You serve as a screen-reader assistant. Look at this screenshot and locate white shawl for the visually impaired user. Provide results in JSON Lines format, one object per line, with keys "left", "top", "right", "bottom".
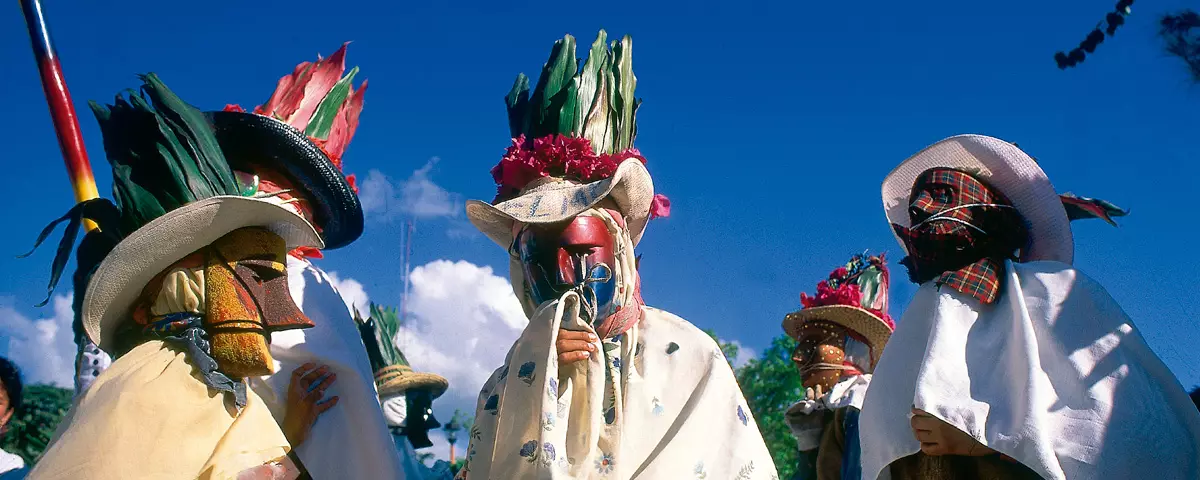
{"left": 461, "top": 292, "right": 777, "bottom": 479}
{"left": 860, "top": 260, "right": 1200, "bottom": 480}
{"left": 249, "top": 257, "right": 404, "bottom": 480}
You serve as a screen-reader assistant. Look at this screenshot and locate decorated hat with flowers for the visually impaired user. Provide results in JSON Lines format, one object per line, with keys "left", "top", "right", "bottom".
{"left": 211, "top": 43, "right": 366, "bottom": 250}
{"left": 465, "top": 30, "right": 670, "bottom": 249}
{"left": 782, "top": 253, "right": 896, "bottom": 366}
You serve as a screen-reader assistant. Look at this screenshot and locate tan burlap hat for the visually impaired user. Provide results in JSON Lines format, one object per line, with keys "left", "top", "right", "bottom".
{"left": 375, "top": 364, "right": 449, "bottom": 398}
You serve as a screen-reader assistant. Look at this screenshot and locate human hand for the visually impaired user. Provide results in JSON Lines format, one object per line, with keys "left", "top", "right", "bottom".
{"left": 803, "top": 384, "right": 825, "bottom": 401}
{"left": 910, "top": 408, "right": 995, "bottom": 457}
{"left": 556, "top": 329, "right": 598, "bottom": 365}
{"left": 282, "top": 363, "right": 339, "bottom": 447}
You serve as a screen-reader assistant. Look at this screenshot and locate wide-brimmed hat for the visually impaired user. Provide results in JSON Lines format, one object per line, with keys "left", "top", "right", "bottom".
{"left": 467, "top": 31, "right": 669, "bottom": 250}
{"left": 782, "top": 254, "right": 895, "bottom": 367}
{"left": 375, "top": 364, "right": 449, "bottom": 399}
{"left": 83, "top": 196, "right": 322, "bottom": 350}
{"left": 881, "top": 134, "right": 1073, "bottom": 264}
{"left": 467, "top": 158, "right": 654, "bottom": 249}
{"left": 216, "top": 43, "right": 367, "bottom": 250}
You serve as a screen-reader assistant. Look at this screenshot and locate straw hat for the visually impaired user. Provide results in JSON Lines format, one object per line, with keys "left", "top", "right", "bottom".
{"left": 82, "top": 196, "right": 322, "bottom": 350}
{"left": 881, "top": 134, "right": 1073, "bottom": 264}
{"left": 375, "top": 364, "right": 449, "bottom": 399}
{"left": 782, "top": 254, "right": 895, "bottom": 367}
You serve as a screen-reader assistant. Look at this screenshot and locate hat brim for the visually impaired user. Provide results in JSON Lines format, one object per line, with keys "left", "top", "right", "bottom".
{"left": 881, "top": 134, "right": 1072, "bottom": 264}
{"left": 466, "top": 159, "right": 654, "bottom": 249}
{"left": 83, "top": 196, "right": 323, "bottom": 351}
{"left": 378, "top": 371, "right": 450, "bottom": 399}
{"left": 782, "top": 305, "right": 893, "bottom": 367}
{"left": 207, "top": 111, "right": 364, "bottom": 250}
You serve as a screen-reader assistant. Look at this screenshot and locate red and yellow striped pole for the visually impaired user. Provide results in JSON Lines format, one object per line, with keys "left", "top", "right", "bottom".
{"left": 20, "top": 0, "right": 100, "bottom": 231}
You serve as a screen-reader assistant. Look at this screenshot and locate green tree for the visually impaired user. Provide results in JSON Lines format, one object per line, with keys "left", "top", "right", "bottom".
{"left": 1, "top": 384, "right": 73, "bottom": 465}
{"left": 735, "top": 334, "right": 803, "bottom": 479}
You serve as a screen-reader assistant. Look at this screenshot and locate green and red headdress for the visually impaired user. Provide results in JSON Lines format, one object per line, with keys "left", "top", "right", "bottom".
{"left": 214, "top": 43, "right": 367, "bottom": 250}
{"left": 783, "top": 253, "right": 896, "bottom": 366}
{"left": 467, "top": 31, "right": 670, "bottom": 250}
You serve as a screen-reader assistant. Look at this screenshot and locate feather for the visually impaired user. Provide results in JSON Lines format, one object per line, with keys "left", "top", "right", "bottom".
{"left": 1060, "top": 193, "right": 1129, "bottom": 226}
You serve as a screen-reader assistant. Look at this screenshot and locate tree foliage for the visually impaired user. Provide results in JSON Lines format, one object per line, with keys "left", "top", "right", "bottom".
{"left": 1160, "top": 10, "right": 1200, "bottom": 82}
{"left": 1, "top": 384, "right": 73, "bottom": 465}
{"left": 735, "top": 334, "right": 803, "bottom": 479}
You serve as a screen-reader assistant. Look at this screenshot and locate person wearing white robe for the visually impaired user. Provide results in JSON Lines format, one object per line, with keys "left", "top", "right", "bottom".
{"left": 859, "top": 134, "right": 1200, "bottom": 480}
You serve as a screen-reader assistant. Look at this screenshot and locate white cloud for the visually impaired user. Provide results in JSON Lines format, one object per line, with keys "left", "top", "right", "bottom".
{"left": 358, "top": 159, "right": 461, "bottom": 221}
{"left": 325, "top": 271, "right": 371, "bottom": 318}
{"left": 0, "top": 293, "right": 76, "bottom": 387}
{"left": 728, "top": 340, "right": 758, "bottom": 368}
{"left": 389, "top": 260, "right": 527, "bottom": 457}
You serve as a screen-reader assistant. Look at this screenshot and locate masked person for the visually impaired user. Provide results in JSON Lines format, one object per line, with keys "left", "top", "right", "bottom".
{"left": 355, "top": 304, "right": 453, "bottom": 480}
{"left": 781, "top": 254, "right": 894, "bottom": 480}
{"left": 859, "top": 135, "right": 1200, "bottom": 480}
{"left": 0, "top": 357, "right": 26, "bottom": 480}
{"left": 217, "top": 45, "right": 408, "bottom": 480}
{"left": 23, "top": 75, "right": 340, "bottom": 480}
{"left": 458, "top": 31, "right": 776, "bottom": 480}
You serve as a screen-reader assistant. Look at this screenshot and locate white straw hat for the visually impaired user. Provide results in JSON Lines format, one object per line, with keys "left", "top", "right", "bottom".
{"left": 82, "top": 196, "right": 322, "bottom": 350}
{"left": 881, "top": 134, "right": 1073, "bottom": 264}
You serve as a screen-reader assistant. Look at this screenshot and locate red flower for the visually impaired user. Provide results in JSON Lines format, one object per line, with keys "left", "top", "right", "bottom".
{"left": 223, "top": 104, "right": 246, "bottom": 113}
{"left": 830, "top": 267, "right": 849, "bottom": 281}
{"left": 345, "top": 173, "right": 358, "bottom": 195}
{"left": 800, "top": 279, "right": 863, "bottom": 309}
{"left": 490, "top": 134, "right": 656, "bottom": 204}
{"left": 649, "top": 194, "right": 671, "bottom": 219}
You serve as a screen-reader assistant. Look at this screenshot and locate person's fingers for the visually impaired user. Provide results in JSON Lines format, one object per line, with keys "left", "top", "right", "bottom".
{"left": 316, "top": 395, "right": 340, "bottom": 414}
{"left": 920, "top": 442, "right": 945, "bottom": 456}
{"left": 558, "top": 330, "right": 598, "bottom": 343}
{"left": 305, "top": 373, "right": 337, "bottom": 401}
{"left": 557, "top": 339, "right": 596, "bottom": 354}
{"left": 814, "top": 384, "right": 824, "bottom": 397}
{"left": 804, "top": 387, "right": 814, "bottom": 400}
{"left": 558, "top": 350, "right": 591, "bottom": 364}
{"left": 301, "top": 365, "right": 330, "bottom": 385}
{"left": 292, "top": 362, "right": 317, "bottom": 380}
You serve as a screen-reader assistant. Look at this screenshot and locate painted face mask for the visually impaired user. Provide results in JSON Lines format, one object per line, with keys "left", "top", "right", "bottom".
{"left": 514, "top": 214, "right": 620, "bottom": 326}
{"left": 204, "top": 227, "right": 314, "bottom": 378}
{"left": 404, "top": 389, "right": 441, "bottom": 449}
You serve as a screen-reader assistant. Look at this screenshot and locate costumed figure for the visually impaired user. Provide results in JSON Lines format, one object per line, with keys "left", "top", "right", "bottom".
{"left": 222, "top": 45, "right": 409, "bottom": 480}
{"left": 859, "top": 135, "right": 1200, "bottom": 479}
{"left": 781, "top": 254, "right": 894, "bottom": 480}
{"left": 355, "top": 304, "right": 454, "bottom": 480}
{"left": 458, "top": 31, "right": 777, "bottom": 479}
{"left": 0, "top": 357, "right": 26, "bottom": 479}
{"left": 23, "top": 75, "right": 340, "bottom": 479}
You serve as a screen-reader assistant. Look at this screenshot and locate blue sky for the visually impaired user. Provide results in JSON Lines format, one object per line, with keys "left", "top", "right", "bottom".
{"left": 1, "top": 0, "right": 1198, "bottom": 444}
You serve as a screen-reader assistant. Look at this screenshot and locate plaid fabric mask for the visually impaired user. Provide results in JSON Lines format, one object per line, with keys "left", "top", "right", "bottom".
{"left": 892, "top": 169, "right": 1028, "bottom": 304}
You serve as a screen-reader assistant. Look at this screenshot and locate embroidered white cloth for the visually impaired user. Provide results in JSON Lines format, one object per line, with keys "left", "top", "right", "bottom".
{"left": 860, "top": 260, "right": 1200, "bottom": 480}
{"left": 461, "top": 291, "right": 777, "bottom": 479}
{"left": 786, "top": 374, "right": 873, "bottom": 451}
{"left": 0, "top": 449, "right": 24, "bottom": 476}
{"left": 249, "top": 257, "right": 403, "bottom": 480}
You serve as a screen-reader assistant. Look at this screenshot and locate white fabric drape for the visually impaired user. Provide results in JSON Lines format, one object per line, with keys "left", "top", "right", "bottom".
{"left": 248, "top": 257, "right": 404, "bottom": 479}
{"left": 860, "top": 260, "right": 1200, "bottom": 480}
{"left": 461, "top": 293, "right": 778, "bottom": 479}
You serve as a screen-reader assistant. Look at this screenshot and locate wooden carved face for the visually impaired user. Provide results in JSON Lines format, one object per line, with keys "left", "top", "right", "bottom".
{"left": 791, "top": 320, "right": 848, "bottom": 392}
{"left": 204, "top": 227, "right": 314, "bottom": 377}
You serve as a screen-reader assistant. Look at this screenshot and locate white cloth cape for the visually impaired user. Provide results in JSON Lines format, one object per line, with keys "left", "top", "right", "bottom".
{"left": 249, "top": 256, "right": 405, "bottom": 479}
{"left": 462, "top": 292, "right": 777, "bottom": 479}
{"left": 860, "top": 260, "right": 1200, "bottom": 480}
{"left": 786, "top": 374, "right": 873, "bottom": 452}
{"left": 0, "top": 449, "right": 23, "bottom": 475}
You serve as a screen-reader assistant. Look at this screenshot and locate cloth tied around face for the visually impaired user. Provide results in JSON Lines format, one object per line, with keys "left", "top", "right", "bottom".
{"left": 893, "top": 168, "right": 1029, "bottom": 304}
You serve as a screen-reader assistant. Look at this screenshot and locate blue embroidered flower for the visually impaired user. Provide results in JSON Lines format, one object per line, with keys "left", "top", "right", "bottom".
{"left": 543, "top": 443, "right": 556, "bottom": 461}
{"left": 543, "top": 411, "right": 556, "bottom": 431}
{"left": 737, "top": 405, "right": 749, "bottom": 426}
{"left": 518, "top": 361, "right": 537, "bottom": 385}
{"left": 519, "top": 440, "right": 538, "bottom": 461}
{"left": 651, "top": 397, "right": 664, "bottom": 417}
{"left": 548, "top": 377, "right": 558, "bottom": 398}
{"left": 484, "top": 394, "right": 499, "bottom": 414}
{"left": 611, "top": 357, "right": 622, "bottom": 371}
{"left": 694, "top": 461, "right": 708, "bottom": 479}
{"left": 595, "top": 452, "right": 615, "bottom": 475}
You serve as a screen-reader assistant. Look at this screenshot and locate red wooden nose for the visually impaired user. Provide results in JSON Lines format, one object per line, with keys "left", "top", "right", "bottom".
{"left": 560, "top": 216, "right": 609, "bottom": 249}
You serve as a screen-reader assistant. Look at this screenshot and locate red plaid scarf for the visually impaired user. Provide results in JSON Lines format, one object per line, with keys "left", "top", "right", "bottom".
{"left": 892, "top": 169, "right": 1028, "bottom": 304}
